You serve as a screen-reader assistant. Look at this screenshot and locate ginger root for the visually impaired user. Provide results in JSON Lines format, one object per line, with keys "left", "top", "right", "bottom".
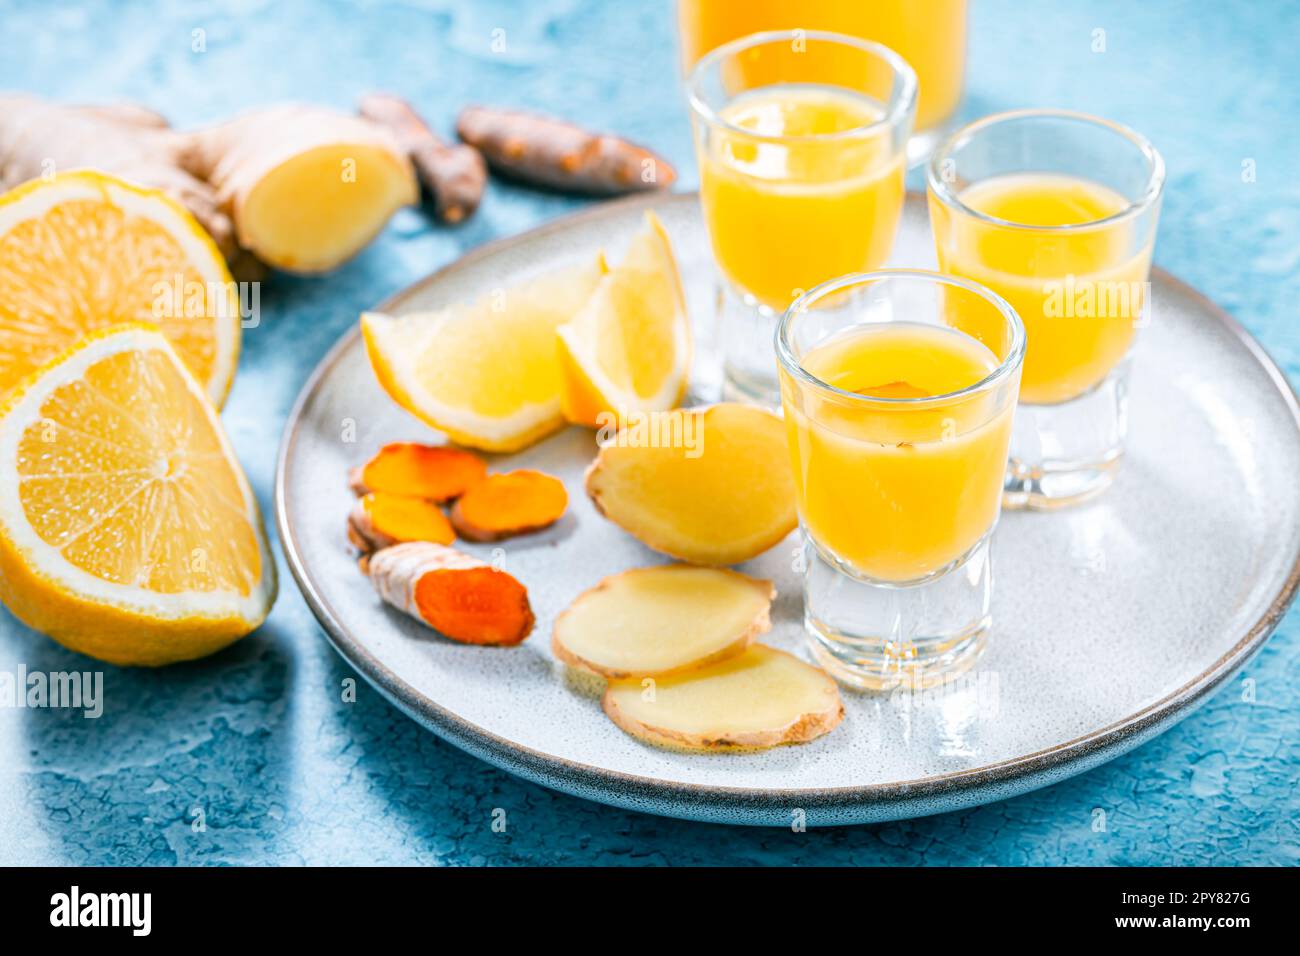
{"left": 349, "top": 442, "right": 487, "bottom": 503}
{"left": 360, "top": 93, "right": 486, "bottom": 224}
{"left": 186, "top": 104, "right": 417, "bottom": 273}
{"left": 348, "top": 491, "right": 455, "bottom": 552}
{"left": 552, "top": 565, "right": 773, "bottom": 679}
{"left": 0, "top": 94, "right": 241, "bottom": 263}
{"left": 450, "top": 470, "right": 568, "bottom": 542}
{"left": 585, "top": 404, "right": 798, "bottom": 565}
{"left": 365, "top": 541, "right": 534, "bottom": 645}
{"left": 456, "top": 106, "right": 676, "bottom": 196}
{"left": 0, "top": 95, "right": 418, "bottom": 275}
{"left": 602, "top": 645, "right": 844, "bottom": 751}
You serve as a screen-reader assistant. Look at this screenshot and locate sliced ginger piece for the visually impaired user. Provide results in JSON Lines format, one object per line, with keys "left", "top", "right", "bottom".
{"left": 603, "top": 644, "right": 844, "bottom": 751}
{"left": 450, "top": 469, "right": 567, "bottom": 542}
{"left": 552, "top": 565, "right": 773, "bottom": 679}
{"left": 349, "top": 442, "right": 486, "bottom": 502}
{"left": 557, "top": 211, "right": 690, "bottom": 427}
{"left": 348, "top": 492, "right": 455, "bottom": 552}
{"left": 362, "top": 256, "right": 606, "bottom": 452}
{"left": 366, "top": 541, "right": 533, "bottom": 645}
{"left": 585, "top": 403, "right": 797, "bottom": 565}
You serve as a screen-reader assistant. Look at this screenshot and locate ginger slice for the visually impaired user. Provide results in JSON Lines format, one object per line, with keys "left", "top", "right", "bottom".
{"left": 348, "top": 492, "right": 455, "bottom": 552}
{"left": 603, "top": 645, "right": 843, "bottom": 751}
{"left": 552, "top": 565, "right": 773, "bottom": 679}
{"left": 450, "top": 470, "right": 568, "bottom": 542}
{"left": 349, "top": 442, "right": 487, "bottom": 502}
{"left": 365, "top": 541, "right": 533, "bottom": 645}
{"left": 585, "top": 403, "right": 798, "bottom": 565}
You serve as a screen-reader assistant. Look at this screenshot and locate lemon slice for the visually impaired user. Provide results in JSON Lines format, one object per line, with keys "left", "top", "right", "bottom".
{"left": 0, "top": 324, "right": 276, "bottom": 666}
{"left": 362, "top": 256, "right": 605, "bottom": 452}
{"left": 0, "top": 169, "right": 240, "bottom": 408}
{"left": 557, "top": 211, "right": 691, "bottom": 427}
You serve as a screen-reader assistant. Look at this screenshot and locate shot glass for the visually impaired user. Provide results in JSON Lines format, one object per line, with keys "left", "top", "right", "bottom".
{"left": 677, "top": 0, "right": 967, "bottom": 165}
{"left": 687, "top": 29, "right": 916, "bottom": 405}
{"left": 776, "top": 270, "right": 1025, "bottom": 690}
{"left": 927, "top": 110, "right": 1165, "bottom": 509}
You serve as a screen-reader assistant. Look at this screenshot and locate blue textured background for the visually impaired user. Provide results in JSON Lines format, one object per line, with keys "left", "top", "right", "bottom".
{"left": 1, "top": 0, "right": 1296, "bottom": 865}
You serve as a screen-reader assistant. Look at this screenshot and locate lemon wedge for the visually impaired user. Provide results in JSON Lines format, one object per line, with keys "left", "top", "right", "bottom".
{"left": 362, "top": 257, "right": 605, "bottom": 452}
{"left": 557, "top": 211, "right": 691, "bottom": 427}
{"left": 0, "top": 324, "right": 275, "bottom": 666}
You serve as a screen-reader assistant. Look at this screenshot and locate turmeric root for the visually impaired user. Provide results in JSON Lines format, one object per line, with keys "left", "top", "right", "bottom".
{"left": 0, "top": 95, "right": 418, "bottom": 275}
{"left": 449, "top": 470, "right": 568, "bottom": 541}
{"left": 359, "top": 93, "right": 486, "bottom": 224}
{"left": 348, "top": 492, "right": 455, "bottom": 552}
{"left": 552, "top": 565, "right": 773, "bottom": 679}
{"left": 456, "top": 106, "right": 676, "bottom": 196}
{"left": 366, "top": 541, "right": 534, "bottom": 645}
{"left": 349, "top": 442, "right": 487, "bottom": 502}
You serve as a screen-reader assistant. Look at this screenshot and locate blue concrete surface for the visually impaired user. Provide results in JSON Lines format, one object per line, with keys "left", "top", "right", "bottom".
{"left": 0, "top": 0, "right": 1296, "bottom": 865}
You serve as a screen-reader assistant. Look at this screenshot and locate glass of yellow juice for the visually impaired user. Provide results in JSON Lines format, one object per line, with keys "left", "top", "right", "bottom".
{"left": 687, "top": 30, "right": 916, "bottom": 404}
{"left": 677, "top": 0, "right": 967, "bottom": 163}
{"left": 777, "top": 270, "right": 1024, "bottom": 690}
{"left": 927, "top": 110, "right": 1165, "bottom": 509}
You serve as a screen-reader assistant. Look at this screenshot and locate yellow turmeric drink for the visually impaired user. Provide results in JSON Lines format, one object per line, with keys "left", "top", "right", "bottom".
{"left": 780, "top": 322, "right": 1014, "bottom": 582}
{"left": 931, "top": 173, "right": 1152, "bottom": 404}
{"left": 700, "top": 85, "right": 905, "bottom": 311}
{"left": 677, "top": 0, "right": 966, "bottom": 132}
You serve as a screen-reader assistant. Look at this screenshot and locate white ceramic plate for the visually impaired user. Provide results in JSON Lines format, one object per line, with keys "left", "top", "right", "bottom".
{"left": 275, "top": 193, "right": 1300, "bottom": 826}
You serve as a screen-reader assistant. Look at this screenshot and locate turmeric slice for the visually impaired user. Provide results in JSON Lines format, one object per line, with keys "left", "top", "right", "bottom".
{"left": 348, "top": 492, "right": 455, "bottom": 552}
{"left": 349, "top": 442, "right": 487, "bottom": 502}
{"left": 366, "top": 541, "right": 534, "bottom": 646}
{"left": 450, "top": 470, "right": 568, "bottom": 542}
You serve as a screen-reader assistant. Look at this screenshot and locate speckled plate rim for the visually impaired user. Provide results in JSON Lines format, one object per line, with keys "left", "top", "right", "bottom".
{"left": 275, "top": 191, "right": 1300, "bottom": 826}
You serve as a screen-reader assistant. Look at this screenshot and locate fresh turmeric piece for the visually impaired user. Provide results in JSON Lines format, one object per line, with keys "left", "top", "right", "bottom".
{"left": 449, "top": 470, "right": 568, "bottom": 541}
{"left": 366, "top": 541, "right": 534, "bottom": 645}
{"left": 349, "top": 442, "right": 487, "bottom": 502}
{"left": 348, "top": 492, "right": 455, "bottom": 552}
{"left": 456, "top": 106, "right": 676, "bottom": 196}
{"left": 359, "top": 93, "right": 487, "bottom": 224}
